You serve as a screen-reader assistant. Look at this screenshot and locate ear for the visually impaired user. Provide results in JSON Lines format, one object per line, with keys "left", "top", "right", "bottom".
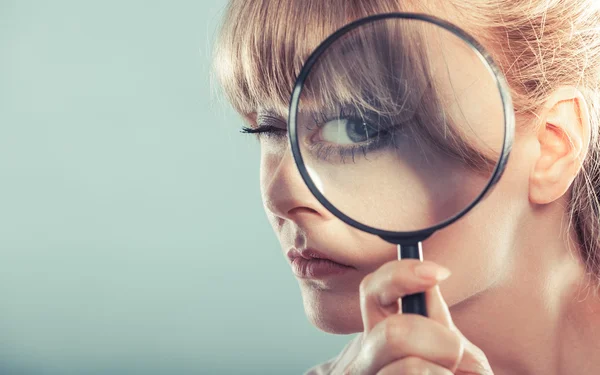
{"left": 530, "top": 87, "right": 591, "bottom": 204}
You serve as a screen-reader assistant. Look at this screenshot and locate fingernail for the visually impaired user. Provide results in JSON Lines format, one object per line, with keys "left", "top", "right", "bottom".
{"left": 414, "top": 262, "right": 451, "bottom": 281}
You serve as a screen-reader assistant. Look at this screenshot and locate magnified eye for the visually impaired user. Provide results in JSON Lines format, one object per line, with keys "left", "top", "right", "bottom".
{"left": 320, "top": 118, "right": 381, "bottom": 144}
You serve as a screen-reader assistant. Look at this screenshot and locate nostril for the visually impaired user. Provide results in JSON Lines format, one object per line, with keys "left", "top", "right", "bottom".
{"left": 288, "top": 207, "right": 320, "bottom": 216}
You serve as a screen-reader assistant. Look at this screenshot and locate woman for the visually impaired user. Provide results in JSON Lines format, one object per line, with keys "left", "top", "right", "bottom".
{"left": 213, "top": 0, "right": 600, "bottom": 374}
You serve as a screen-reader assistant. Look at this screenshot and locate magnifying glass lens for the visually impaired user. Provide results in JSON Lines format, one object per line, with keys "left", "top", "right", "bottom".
{"left": 293, "top": 17, "right": 507, "bottom": 233}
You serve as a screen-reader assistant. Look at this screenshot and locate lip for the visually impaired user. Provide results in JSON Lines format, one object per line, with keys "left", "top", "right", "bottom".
{"left": 287, "top": 248, "right": 355, "bottom": 279}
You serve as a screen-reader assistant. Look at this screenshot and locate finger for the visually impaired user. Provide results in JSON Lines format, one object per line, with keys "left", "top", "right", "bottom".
{"left": 376, "top": 356, "right": 453, "bottom": 375}
{"left": 360, "top": 259, "right": 451, "bottom": 333}
{"left": 453, "top": 334, "right": 494, "bottom": 374}
{"left": 350, "top": 314, "right": 464, "bottom": 374}
{"left": 426, "top": 285, "right": 493, "bottom": 374}
{"left": 425, "top": 284, "right": 454, "bottom": 329}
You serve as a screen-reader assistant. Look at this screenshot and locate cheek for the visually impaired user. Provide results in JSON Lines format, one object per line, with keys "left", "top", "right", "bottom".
{"left": 258, "top": 142, "right": 284, "bottom": 195}
{"left": 422, "top": 137, "right": 534, "bottom": 305}
{"left": 309, "top": 149, "right": 490, "bottom": 232}
{"left": 258, "top": 146, "right": 282, "bottom": 226}
{"left": 258, "top": 150, "right": 270, "bottom": 194}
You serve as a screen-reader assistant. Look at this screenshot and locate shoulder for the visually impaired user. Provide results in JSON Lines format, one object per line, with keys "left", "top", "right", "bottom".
{"left": 303, "top": 334, "right": 362, "bottom": 375}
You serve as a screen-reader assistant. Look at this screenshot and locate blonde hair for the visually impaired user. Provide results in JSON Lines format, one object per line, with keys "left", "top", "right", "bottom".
{"left": 213, "top": 0, "right": 600, "bottom": 282}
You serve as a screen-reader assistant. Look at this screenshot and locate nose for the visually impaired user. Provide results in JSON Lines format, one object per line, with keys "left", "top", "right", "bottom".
{"left": 262, "top": 148, "right": 333, "bottom": 226}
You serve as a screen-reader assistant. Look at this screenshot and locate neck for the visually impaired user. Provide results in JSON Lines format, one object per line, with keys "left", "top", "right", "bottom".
{"left": 450, "top": 201, "right": 600, "bottom": 375}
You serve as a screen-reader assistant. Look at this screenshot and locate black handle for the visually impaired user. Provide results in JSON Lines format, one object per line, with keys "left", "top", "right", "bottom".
{"left": 402, "top": 292, "right": 427, "bottom": 316}
{"left": 398, "top": 243, "right": 427, "bottom": 317}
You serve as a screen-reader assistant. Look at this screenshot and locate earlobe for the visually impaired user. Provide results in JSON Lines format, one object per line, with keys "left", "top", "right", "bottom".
{"left": 529, "top": 87, "right": 591, "bottom": 205}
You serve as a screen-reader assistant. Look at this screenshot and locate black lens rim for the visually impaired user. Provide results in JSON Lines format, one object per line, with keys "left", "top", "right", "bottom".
{"left": 288, "top": 12, "right": 515, "bottom": 239}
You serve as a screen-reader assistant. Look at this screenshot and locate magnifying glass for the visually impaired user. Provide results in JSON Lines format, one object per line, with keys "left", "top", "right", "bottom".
{"left": 288, "top": 13, "right": 514, "bottom": 316}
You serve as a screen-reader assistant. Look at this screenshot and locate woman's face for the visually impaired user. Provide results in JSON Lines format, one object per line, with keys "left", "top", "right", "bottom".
{"left": 253, "top": 13, "right": 537, "bottom": 334}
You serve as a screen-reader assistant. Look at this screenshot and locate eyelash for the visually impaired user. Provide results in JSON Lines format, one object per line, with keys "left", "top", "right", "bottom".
{"left": 240, "top": 125, "right": 287, "bottom": 139}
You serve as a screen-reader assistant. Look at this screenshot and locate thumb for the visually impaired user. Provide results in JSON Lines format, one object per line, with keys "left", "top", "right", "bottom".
{"left": 427, "top": 285, "right": 493, "bottom": 374}
{"left": 455, "top": 331, "right": 494, "bottom": 375}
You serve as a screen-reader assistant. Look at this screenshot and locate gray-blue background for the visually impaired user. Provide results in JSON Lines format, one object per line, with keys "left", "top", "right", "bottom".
{"left": 0, "top": 1, "right": 352, "bottom": 373}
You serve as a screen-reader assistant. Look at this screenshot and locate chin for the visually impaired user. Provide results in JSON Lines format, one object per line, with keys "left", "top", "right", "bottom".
{"left": 299, "top": 283, "right": 363, "bottom": 334}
